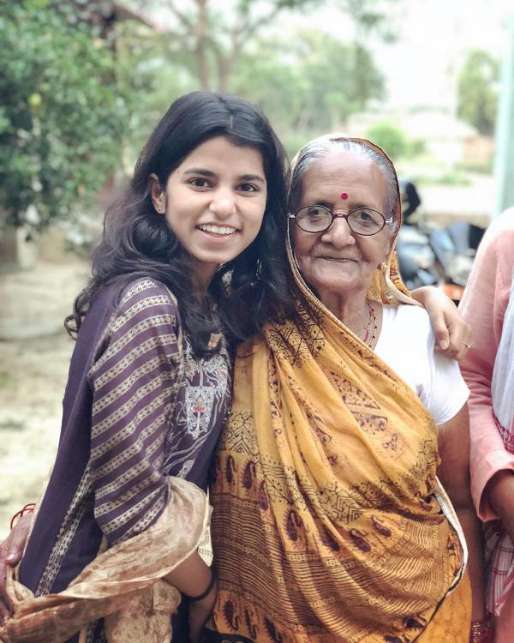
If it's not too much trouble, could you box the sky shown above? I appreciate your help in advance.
[283,0,514,110]
[373,0,514,109]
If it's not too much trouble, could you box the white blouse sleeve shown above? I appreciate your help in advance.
[376,305,469,427]
[423,341,469,426]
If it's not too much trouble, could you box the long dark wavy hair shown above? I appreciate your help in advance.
[65,91,296,355]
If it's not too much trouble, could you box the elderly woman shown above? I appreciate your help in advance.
[206,135,487,642]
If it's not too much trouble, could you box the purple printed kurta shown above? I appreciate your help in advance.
[19,277,231,642]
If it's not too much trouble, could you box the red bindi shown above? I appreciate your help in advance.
[340,192,349,200]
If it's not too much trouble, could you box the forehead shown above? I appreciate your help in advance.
[300,150,387,206]
[177,135,265,175]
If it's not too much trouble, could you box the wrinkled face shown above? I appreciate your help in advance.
[292,150,394,301]
[150,136,267,286]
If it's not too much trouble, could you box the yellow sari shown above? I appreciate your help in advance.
[209,138,470,642]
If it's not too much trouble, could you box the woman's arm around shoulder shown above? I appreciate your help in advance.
[411,286,471,360]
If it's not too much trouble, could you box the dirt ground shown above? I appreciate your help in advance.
[0,330,74,541]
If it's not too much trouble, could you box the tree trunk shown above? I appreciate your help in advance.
[218,55,234,93]
[194,0,210,88]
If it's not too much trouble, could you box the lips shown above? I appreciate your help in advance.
[198,223,239,236]
[317,256,358,262]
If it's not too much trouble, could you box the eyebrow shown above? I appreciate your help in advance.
[306,199,379,210]
[183,168,265,183]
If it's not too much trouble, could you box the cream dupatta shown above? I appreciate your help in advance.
[0,478,209,643]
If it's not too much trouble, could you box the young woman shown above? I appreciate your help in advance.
[0,91,295,643]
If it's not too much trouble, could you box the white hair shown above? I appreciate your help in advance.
[289,135,399,228]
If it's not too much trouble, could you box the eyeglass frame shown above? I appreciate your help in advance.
[288,204,394,237]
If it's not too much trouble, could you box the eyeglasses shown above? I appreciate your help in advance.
[289,205,390,236]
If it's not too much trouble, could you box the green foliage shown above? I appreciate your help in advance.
[0,1,130,228]
[405,138,426,158]
[114,20,198,161]
[365,122,408,160]
[0,0,398,231]
[233,31,384,135]
[338,0,401,42]
[140,0,397,91]
[457,49,499,136]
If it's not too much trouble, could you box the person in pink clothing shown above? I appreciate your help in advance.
[460,207,514,642]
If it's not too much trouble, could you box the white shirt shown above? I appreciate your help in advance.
[374,304,469,425]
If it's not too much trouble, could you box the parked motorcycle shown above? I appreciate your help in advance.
[396,180,485,303]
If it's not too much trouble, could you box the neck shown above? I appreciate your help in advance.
[319,288,368,333]
[192,261,218,295]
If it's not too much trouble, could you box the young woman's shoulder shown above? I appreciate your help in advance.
[87,276,183,371]
[118,276,179,311]
[112,276,182,331]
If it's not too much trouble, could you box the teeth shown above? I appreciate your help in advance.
[199,224,236,235]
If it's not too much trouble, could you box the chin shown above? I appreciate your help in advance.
[314,277,359,292]
[192,250,236,265]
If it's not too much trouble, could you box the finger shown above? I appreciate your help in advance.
[0,585,13,616]
[6,536,25,564]
[0,599,11,624]
[0,552,7,599]
[7,513,32,564]
[0,558,13,619]
[0,516,32,620]
[444,320,462,357]
[452,322,473,362]
[432,315,451,353]
[437,314,471,359]
[454,344,468,363]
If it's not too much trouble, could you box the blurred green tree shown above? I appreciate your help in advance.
[365,122,407,160]
[0,0,130,229]
[142,0,398,91]
[232,30,384,143]
[457,49,499,136]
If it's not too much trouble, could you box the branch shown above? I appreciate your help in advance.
[163,1,194,31]
[234,6,282,42]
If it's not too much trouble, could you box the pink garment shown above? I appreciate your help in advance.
[459,208,514,641]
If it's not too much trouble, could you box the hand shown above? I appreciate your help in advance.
[486,470,514,542]
[411,286,472,360]
[0,512,33,624]
[188,577,217,643]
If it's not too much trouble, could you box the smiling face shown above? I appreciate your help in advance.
[292,149,394,304]
[150,135,267,287]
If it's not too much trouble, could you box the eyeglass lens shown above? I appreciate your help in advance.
[295,205,385,235]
